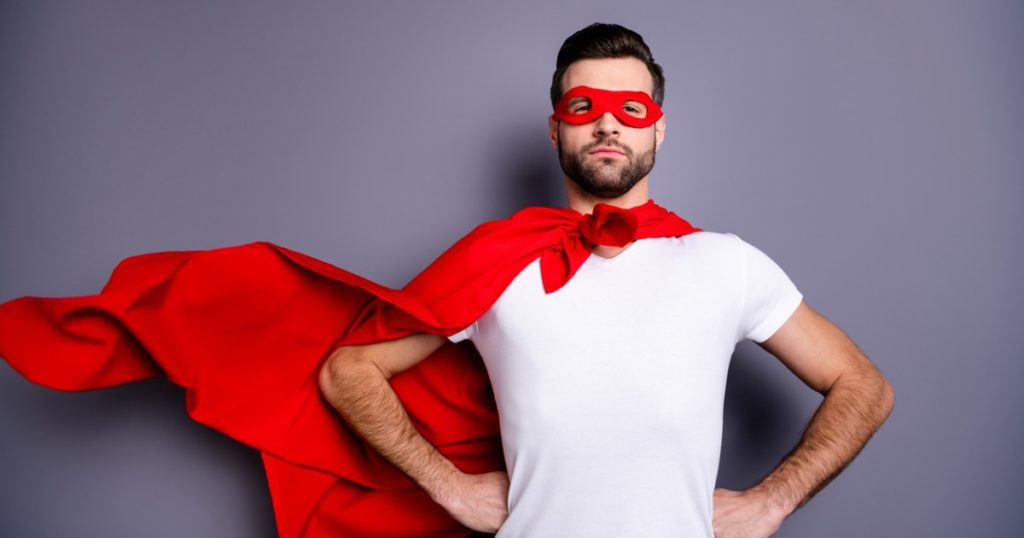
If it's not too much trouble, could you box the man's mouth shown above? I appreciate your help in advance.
[589,146,626,157]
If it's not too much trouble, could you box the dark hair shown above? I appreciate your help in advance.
[550,23,665,108]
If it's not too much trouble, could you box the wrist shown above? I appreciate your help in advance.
[747,482,799,520]
[422,465,466,507]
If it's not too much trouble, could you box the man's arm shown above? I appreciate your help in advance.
[713,301,895,538]
[318,333,509,532]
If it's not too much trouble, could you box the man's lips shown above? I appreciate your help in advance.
[589,146,626,157]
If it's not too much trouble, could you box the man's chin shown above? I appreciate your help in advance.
[584,163,628,182]
[569,177,634,198]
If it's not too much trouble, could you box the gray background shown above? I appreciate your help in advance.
[1,1,1021,536]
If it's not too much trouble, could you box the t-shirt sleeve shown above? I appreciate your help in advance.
[731,233,804,343]
[446,321,477,343]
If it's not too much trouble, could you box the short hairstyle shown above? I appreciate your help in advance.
[550,23,666,108]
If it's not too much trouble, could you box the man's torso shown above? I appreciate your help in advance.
[449,231,802,537]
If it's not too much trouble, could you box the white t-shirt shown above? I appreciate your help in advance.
[447,231,803,537]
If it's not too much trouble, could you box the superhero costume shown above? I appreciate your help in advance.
[0,199,699,537]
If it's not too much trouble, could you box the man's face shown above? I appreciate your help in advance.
[549,57,666,199]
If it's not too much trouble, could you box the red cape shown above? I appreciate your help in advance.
[0,200,699,537]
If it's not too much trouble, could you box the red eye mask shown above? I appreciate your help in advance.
[551,85,663,128]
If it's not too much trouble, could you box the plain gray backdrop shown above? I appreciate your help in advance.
[1,1,1021,536]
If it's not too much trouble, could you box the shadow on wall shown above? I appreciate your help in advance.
[488,123,564,214]
[718,343,812,490]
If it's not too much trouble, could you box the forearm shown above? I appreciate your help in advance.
[318,349,458,502]
[753,366,895,514]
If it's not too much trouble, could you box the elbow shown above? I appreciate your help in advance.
[318,345,360,400]
[877,375,896,420]
[836,358,896,422]
[857,361,895,423]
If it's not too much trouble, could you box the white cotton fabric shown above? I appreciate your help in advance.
[447,232,803,538]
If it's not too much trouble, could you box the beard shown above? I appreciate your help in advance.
[558,135,656,199]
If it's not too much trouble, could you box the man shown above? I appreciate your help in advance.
[319,23,895,538]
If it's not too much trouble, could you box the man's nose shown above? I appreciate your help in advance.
[594,112,620,137]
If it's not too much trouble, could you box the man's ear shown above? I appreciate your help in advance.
[548,117,559,152]
[654,115,666,152]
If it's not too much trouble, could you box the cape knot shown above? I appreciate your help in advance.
[577,203,640,247]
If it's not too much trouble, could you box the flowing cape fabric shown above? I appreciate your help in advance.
[0,200,699,537]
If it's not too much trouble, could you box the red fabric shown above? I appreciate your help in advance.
[550,85,663,128]
[0,199,699,537]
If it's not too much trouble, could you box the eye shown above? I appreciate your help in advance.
[622,100,648,118]
[568,97,592,114]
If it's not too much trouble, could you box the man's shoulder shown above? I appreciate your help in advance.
[404,206,568,294]
[445,205,578,247]
[649,229,743,252]
[639,231,760,274]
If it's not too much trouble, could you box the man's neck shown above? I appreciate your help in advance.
[564,177,651,215]
[564,177,651,260]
